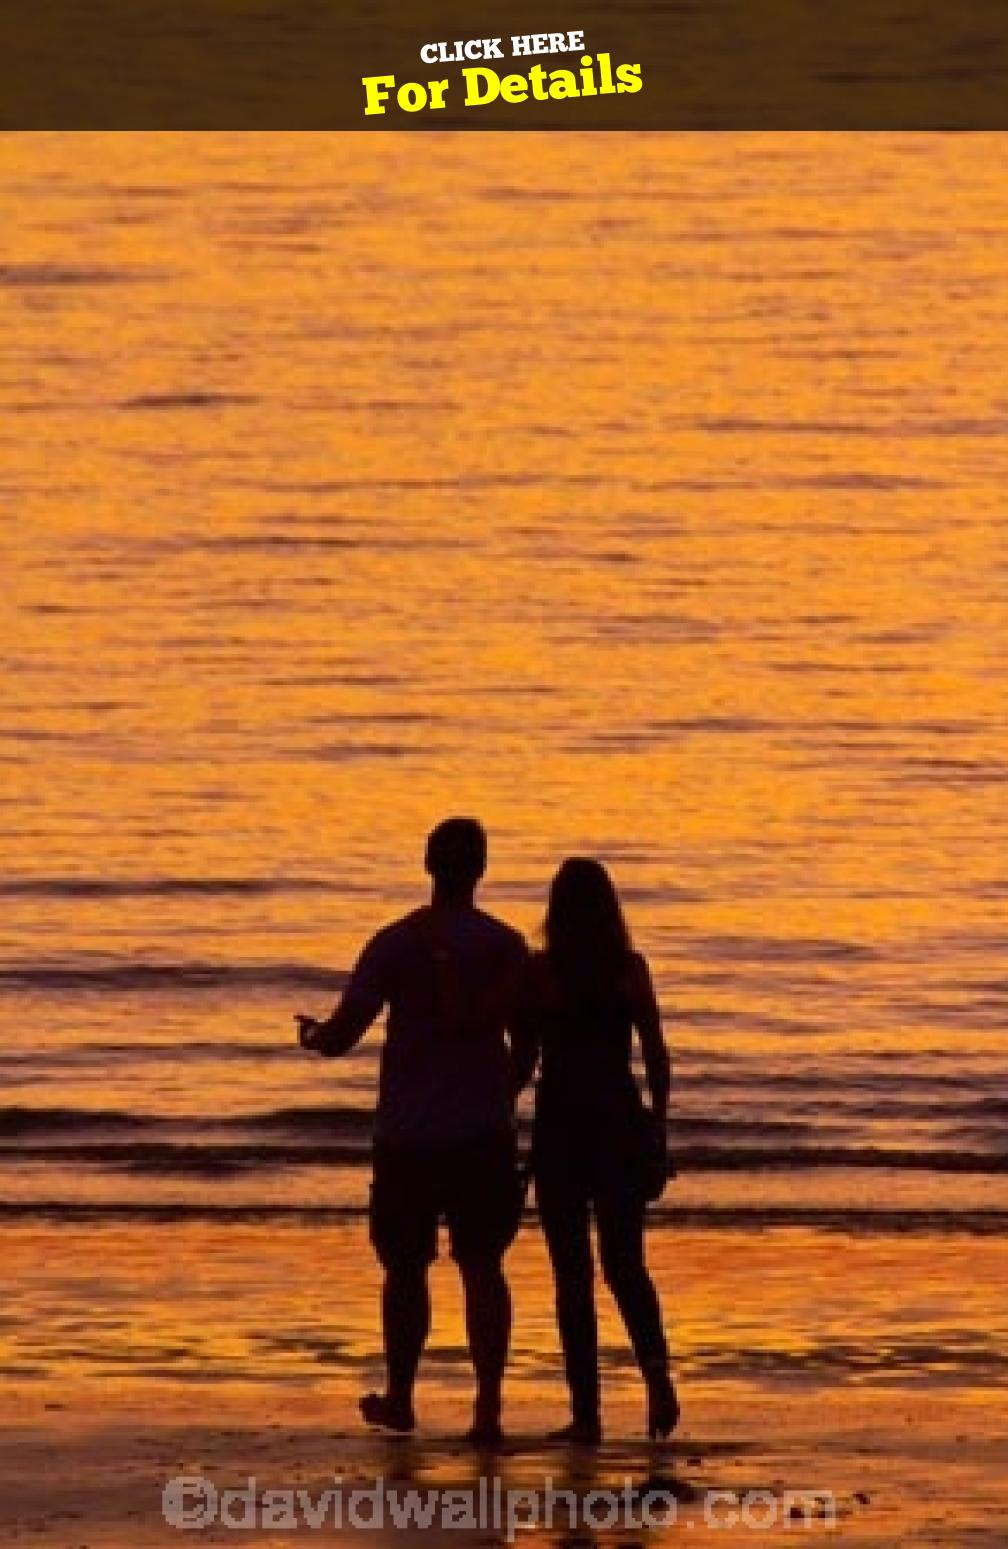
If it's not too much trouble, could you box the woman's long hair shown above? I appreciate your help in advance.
[543,857,633,992]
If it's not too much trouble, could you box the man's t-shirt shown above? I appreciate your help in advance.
[340,905,528,1147]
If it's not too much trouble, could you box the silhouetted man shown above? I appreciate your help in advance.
[297,818,528,1444]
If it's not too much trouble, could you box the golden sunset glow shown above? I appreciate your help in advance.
[3,133,1007,1544]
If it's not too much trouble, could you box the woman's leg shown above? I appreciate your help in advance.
[594,1188,668,1375]
[595,1187,678,1434]
[536,1169,600,1426]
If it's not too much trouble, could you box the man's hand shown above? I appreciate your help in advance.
[296,1014,324,1051]
[647,1107,673,1181]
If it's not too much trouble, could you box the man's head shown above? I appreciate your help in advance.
[425,817,487,900]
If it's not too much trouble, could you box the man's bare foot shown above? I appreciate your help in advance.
[547,1417,603,1446]
[359,1391,416,1434]
[465,1417,503,1448]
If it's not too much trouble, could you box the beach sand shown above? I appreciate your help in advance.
[2,1220,1005,1546]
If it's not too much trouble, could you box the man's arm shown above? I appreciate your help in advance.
[298,937,387,1058]
[504,948,540,1096]
[630,954,670,1118]
[509,1011,540,1096]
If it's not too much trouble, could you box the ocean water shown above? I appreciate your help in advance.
[2,133,1007,1249]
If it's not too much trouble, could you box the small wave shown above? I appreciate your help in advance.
[0,263,152,288]
[658,715,777,734]
[3,1141,368,1175]
[661,1206,1008,1237]
[197,532,469,556]
[671,413,1008,441]
[0,961,347,994]
[3,1118,1004,1178]
[482,186,583,203]
[636,472,944,493]
[0,1105,147,1137]
[0,1202,1004,1236]
[894,757,1008,788]
[672,1063,1002,1093]
[691,934,876,964]
[241,472,604,496]
[226,1104,374,1134]
[119,391,257,411]
[959,1097,1008,1119]
[671,1117,828,1141]
[691,1335,1008,1383]
[674,1145,1008,1174]
[780,471,944,491]
[0,876,335,900]
[0,1104,834,1144]
[0,1040,301,1068]
[0,1103,370,1140]
[311,742,413,762]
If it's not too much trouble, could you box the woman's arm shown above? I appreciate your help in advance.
[630,953,670,1118]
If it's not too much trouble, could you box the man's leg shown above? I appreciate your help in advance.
[365,1146,437,1431]
[448,1133,522,1441]
[459,1255,511,1438]
[376,1259,431,1420]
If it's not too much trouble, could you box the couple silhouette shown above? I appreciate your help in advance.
[297,817,678,1447]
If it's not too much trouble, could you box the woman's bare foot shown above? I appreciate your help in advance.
[645,1367,680,1440]
[359,1391,416,1434]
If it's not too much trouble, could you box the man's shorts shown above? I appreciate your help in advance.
[369,1130,523,1270]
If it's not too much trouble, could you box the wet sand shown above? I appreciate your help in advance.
[5,1380,1007,1546]
[2,1221,1006,1545]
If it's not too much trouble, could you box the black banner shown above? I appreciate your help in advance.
[2,0,1007,128]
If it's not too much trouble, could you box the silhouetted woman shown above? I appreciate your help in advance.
[513,858,678,1444]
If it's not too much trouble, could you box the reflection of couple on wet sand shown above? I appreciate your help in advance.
[297,817,677,1447]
